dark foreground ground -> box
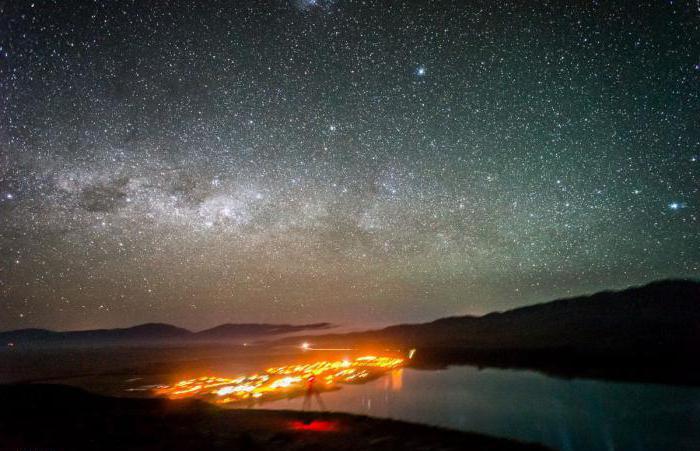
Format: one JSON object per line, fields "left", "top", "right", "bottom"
{"left": 0, "top": 384, "right": 551, "bottom": 451}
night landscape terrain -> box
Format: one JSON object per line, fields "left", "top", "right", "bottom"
{"left": 0, "top": 384, "right": 551, "bottom": 451}
{"left": 4, "top": 280, "right": 699, "bottom": 385}
{"left": 1, "top": 0, "right": 699, "bottom": 450}
{"left": 282, "top": 279, "right": 700, "bottom": 385}
{"left": 2, "top": 280, "right": 698, "bottom": 450}
{"left": 1, "top": 321, "right": 332, "bottom": 346}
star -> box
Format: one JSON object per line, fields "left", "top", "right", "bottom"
{"left": 668, "top": 202, "right": 686, "bottom": 210}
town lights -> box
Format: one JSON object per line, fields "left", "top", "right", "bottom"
{"left": 153, "top": 355, "right": 404, "bottom": 405}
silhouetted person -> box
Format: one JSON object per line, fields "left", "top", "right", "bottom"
{"left": 301, "top": 375, "right": 326, "bottom": 412}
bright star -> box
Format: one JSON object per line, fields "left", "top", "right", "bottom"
{"left": 668, "top": 202, "right": 686, "bottom": 210}
{"left": 416, "top": 65, "right": 426, "bottom": 76}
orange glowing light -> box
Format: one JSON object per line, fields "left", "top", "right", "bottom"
{"left": 150, "top": 355, "right": 404, "bottom": 405}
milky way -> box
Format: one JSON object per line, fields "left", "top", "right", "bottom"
{"left": 1, "top": 0, "right": 698, "bottom": 330}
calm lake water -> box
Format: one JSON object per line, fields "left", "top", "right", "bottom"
{"left": 257, "top": 366, "right": 700, "bottom": 451}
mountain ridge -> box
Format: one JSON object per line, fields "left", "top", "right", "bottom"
{"left": 278, "top": 279, "right": 700, "bottom": 384}
{"left": 4, "top": 279, "right": 698, "bottom": 356}
{"left": 4, "top": 279, "right": 698, "bottom": 384}
{"left": 1, "top": 322, "right": 333, "bottom": 346}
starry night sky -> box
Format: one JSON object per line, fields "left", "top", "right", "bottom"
{"left": 1, "top": 0, "right": 698, "bottom": 331}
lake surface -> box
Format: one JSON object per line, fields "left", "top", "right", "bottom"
{"left": 257, "top": 366, "right": 700, "bottom": 451}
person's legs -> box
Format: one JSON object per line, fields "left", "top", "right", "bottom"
{"left": 314, "top": 391, "right": 326, "bottom": 411}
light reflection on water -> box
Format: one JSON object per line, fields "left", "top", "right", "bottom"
{"left": 256, "top": 366, "right": 700, "bottom": 451}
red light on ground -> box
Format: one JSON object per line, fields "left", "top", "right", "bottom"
{"left": 289, "top": 420, "right": 339, "bottom": 432}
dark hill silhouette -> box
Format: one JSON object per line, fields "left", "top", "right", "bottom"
{"left": 193, "top": 322, "right": 331, "bottom": 340}
{"left": 0, "top": 323, "right": 190, "bottom": 345}
{"left": 0, "top": 322, "right": 332, "bottom": 347}
{"left": 282, "top": 279, "right": 698, "bottom": 349}
{"left": 282, "top": 279, "right": 700, "bottom": 384}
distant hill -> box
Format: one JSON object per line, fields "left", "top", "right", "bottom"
{"left": 193, "top": 323, "right": 331, "bottom": 340}
{"left": 282, "top": 280, "right": 700, "bottom": 384}
{"left": 0, "top": 322, "right": 332, "bottom": 347}
{"left": 288, "top": 279, "right": 700, "bottom": 349}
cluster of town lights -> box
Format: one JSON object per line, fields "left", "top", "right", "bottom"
{"left": 153, "top": 354, "right": 405, "bottom": 405}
